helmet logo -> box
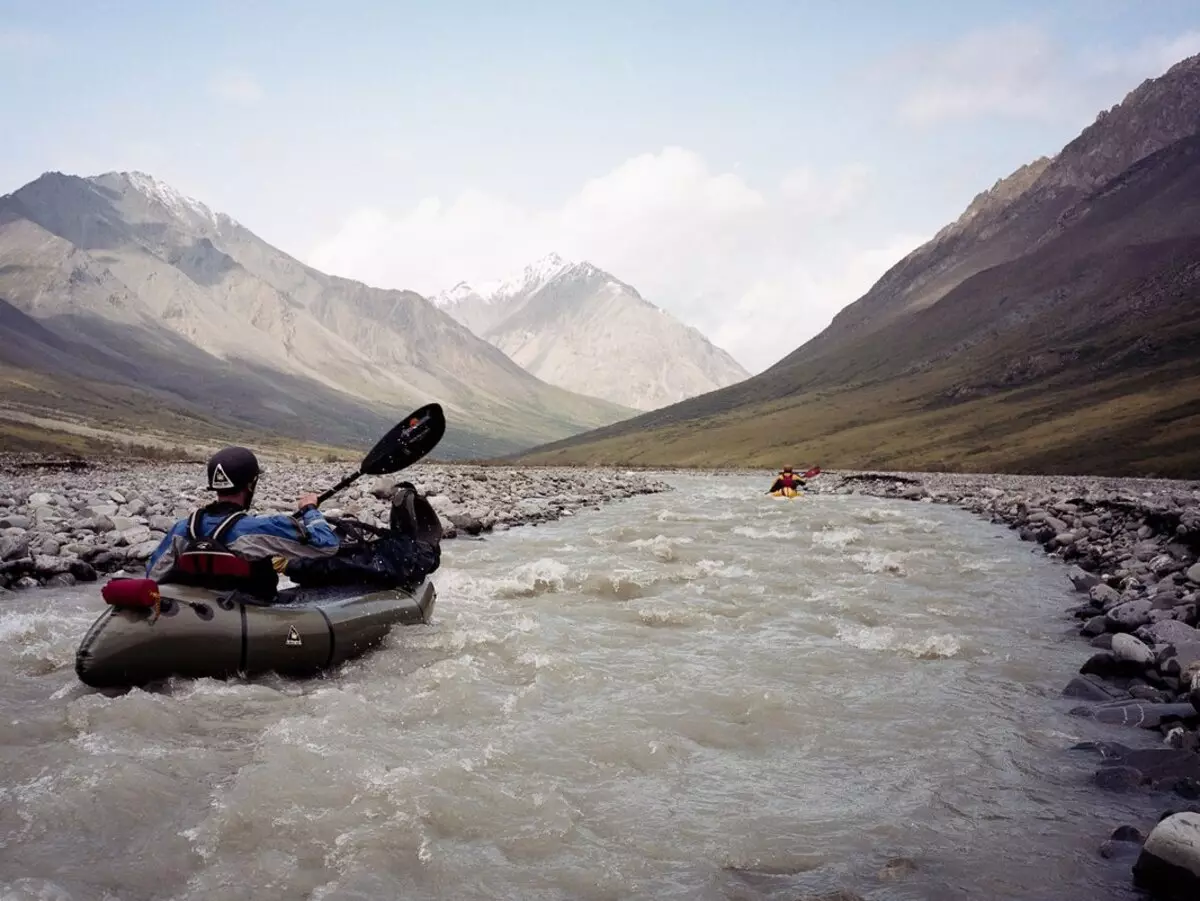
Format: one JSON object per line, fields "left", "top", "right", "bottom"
{"left": 210, "top": 463, "right": 233, "bottom": 489}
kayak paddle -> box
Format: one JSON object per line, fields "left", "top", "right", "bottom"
{"left": 316, "top": 403, "right": 446, "bottom": 505}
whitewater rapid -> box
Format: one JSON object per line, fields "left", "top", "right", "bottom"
{"left": 0, "top": 474, "right": 1162, "bottom": 900}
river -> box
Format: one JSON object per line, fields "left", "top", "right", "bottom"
{"left": 0, "top": 474, "right": 1164, "bottom": 900}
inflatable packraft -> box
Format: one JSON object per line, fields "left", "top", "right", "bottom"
{"left": 75, "top": 577, "right": 435, "bottom": 689}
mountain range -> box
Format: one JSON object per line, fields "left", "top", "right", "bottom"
{"left": 516, "top": 53, "right": 1200, "bottom": 478}
{"left": 433, "top": 253, "right": 749, "bottom": 410}
{"left": 0, "top": 172, "right": 637, "bottom": 458}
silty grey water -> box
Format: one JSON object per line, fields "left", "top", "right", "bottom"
{"left": 0, "top": 474, "right": 1164, "bottom": 900}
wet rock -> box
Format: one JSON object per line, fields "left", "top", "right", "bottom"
{"left": 1113, "top": 633, "right": 1155, "bottom": 666}
{"left": 1188, "top": 562, "right": 1200, "bottom": 585}
{"left": 1130, "top": 684, "right": 1174, "bottom": 703}
{"left": 1160, "top": 642, "right": 1200, "bottom": 679}
{"left": 1144, "top": 621, "right": 1200, "bottom": 648}
{"left": 1133, "top": 812, "right": 1200, "bottom": 901}
{"left": 1107, "top": 599, "right": 1154, "bottom": 632}
{"left": 1082, "top": 615, "right": 1109, "bottom": 637}
{"left": 1093, "top": 765, "right": 1144, "bottom": 792}
{"left": 1064, "top": 675, "right": 1129, "bottom": 701}
{"left": 1078, "top": 700, "right": 1199, "bottom": 729}
{"left": 1099, "top": 838, "right": 1139, "bottom": 859}
{"left": 1112, "top": 824, "right": 1144, "bottom": 843}
{"left": 1091, "top": 583, "right": 1122, "bottom": 607}
{"left": 1069, "top": 564, "right": 1102, "bottom": 591}
{"left": 68, "top": 559, "right": 97, "bottom": 582}
{"left": 1080, "top": 652, "right": 1143, "bottom": 680}
{"left": 448, "top": 511, "right": 485, "bottom": 536}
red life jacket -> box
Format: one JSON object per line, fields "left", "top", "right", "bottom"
{"left": 779, "top": 473, "right": 797, "bottom": 488}
{"left": 163, "top": 508, "right": 278, "bottom": 598}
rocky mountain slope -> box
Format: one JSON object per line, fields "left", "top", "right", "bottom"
{"left": 0, "top": 173, "right": 634, "bottom": 457}
{"left": 515, "top": 53, "right": 1200, "bottom": 478}
{"left": 434, "top": 254, "right": 749, "bottom": 410}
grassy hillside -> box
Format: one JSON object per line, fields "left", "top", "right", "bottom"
{"left": 516, "top": 362, "right": 1200, "bottom": 478}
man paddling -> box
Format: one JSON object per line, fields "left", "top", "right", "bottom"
{"left": 145, "top": 446, "right": 340, "bottom": 599}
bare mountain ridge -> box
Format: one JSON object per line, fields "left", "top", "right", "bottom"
{"left": 516, "top": 53, "right": 1200, "bottom": 477}
{"left": 796, "top": 53, "right": 1200, "bottom": 360}
{"left": 436, "top": 253, "right": 749, "bottom": 410}
{"left": 0, "top": 171, "right": 634, "bottom": 456}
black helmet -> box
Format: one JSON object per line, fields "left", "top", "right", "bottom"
{"left": 206, "top": 446, "right": 260, "bottom": 493}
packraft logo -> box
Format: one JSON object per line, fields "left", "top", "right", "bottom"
{"left": 210, "top": 462, "right": 233, "bottom": 490}
{"left": 286, "top": 625, "right": 302, "bottom": 646}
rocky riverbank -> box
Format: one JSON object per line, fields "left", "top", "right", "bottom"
{"left": 0, "top": 459, "right": 671, "bottom": 591}
{"left": 811, "top": 469, "right": 1200, "bottom": 898}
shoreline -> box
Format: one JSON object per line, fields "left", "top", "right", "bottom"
{"left": 0, "top": 461, "right": 673, "bottom": 590}
{"left": 806, "top": 468, "right": 1200, "bottom": 897}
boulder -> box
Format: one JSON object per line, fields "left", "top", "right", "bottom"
{"left": 1081, "top": 700, "right": 1199, "bottom": 729}
{"left": 1113, "top": 633, "right": 1155, "bottom": 666}
{"left": 1134, "top": 812, "right": 1200, "bottom": 901}
{"left": 1160, "top": 642, "right": 1200, "bottom": 679}
{"left": 1143, "top": 621, "right": 1200, "bottom": 648}
{"left": 1068, "top": 565, "right": 1101, "bottom": 591}
{"left": 1090, "top": 583, "right": 1121, "bottom": 607}
{"left": 1063, "top": 675, "right": 1129, "bottom": 702}
{"left": 1106, "top": 599, "right": 1154, "bottom": 632}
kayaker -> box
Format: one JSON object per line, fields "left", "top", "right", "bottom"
{"left": 145, "top": 446, "right": 340, "bottom": 598}
{"left": 767, "top": 466, "right": 807, "bottom": 494}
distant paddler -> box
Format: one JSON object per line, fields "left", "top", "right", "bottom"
{"left": 767, "top": 465, "right": 821, "bottom": 497}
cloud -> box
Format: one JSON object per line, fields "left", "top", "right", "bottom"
{"left": 895, "top": 25, "right": 1062, "bottom": 125}
{"left": 780, "top": 163, "right": 874, "bottom": 220}
{"left": 891, "top": 24, "right": 1200, "bottom": 127}
{"left": 309, "top": 147, "right": 918, "bottom": 373}
{"left": 209, "top": 70, "right": 265, "bottom": 105}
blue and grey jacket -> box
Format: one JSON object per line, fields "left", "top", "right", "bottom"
{"left": 146, "top": 503, "right": 340, "bottom": 581}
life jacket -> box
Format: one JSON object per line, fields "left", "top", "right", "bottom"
{"left": 779, "top": 472, "right": 797, "bottom": 489}
{"left": 161, "top": 507, "right": 278, "bottom": 599}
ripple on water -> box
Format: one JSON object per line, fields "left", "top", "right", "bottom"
{"left": 0, "top": 475, "right": 1146, "bottom": 901}
{"left": 835, "top": 623, "right": 965, "bottom": 659}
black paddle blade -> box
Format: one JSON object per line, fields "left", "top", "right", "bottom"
{"left": 361, "top": 403, "right": 446, "bottom": 475}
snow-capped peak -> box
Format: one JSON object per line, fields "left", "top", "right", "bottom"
{"left": 492, "top": 252, "right": 574, "bottom": 300}
{"left": 435, "top": 253, "right": 575, "bottom": 309}
{"left": 99, "top": 170, "right": 233, "bottom": 228}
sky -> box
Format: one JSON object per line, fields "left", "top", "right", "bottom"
{"left": 2, "top": 0, "right": 1199, "bottom": 373}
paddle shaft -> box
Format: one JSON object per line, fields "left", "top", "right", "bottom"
{"left": 316, "top": 471, "right": 361, "bottom": 506}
